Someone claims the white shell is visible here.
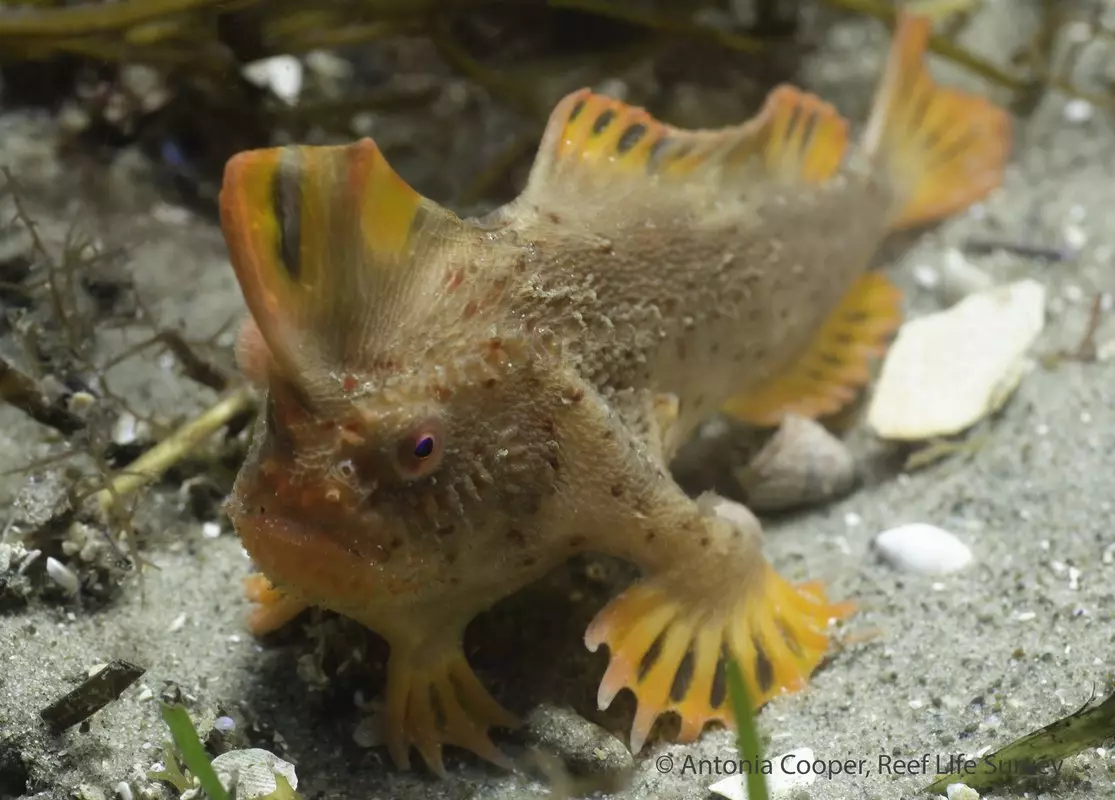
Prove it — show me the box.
[874,523,972,574]
[734,414,857,512]
[709,747,817,799]
[947,783,982,800]
[867,280,1046,440]
[45,556,79,594]
[210,748,298,799]
[242,56,304,105]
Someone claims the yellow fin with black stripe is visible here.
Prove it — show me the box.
[218,138,463,391]
[723,273,903,427]
[519,83,850,216]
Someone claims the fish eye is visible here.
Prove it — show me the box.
[413,434,435,460]
[394,419,445,479]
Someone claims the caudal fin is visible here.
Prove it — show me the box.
[861,12,1010,230]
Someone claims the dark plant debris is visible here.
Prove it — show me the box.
[924,684,1115,794]
[38,658,146,732]
[1041,292,1106,369]
[2,0,1111,216]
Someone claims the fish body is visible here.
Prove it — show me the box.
[219,12,1009,775]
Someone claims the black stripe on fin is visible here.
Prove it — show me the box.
[271,147,303,281]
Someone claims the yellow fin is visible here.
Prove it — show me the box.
[519,83,849,214]
[243,573,308,635]
[722,272,903,427]
[862,12,1011,230]
[382,645,518,775]
[585,564,854,753]
[219,139,459,389]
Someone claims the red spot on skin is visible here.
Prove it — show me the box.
[482,338,505,366]
[445,269,464,291]
[464,300,479,318]
[484,277,508,304]
[434,384,451,402]
[342,375,358,392]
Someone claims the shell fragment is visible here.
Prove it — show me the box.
[867,280,1046,440]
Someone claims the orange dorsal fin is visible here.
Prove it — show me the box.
[722,272,903,427]
[862,12,1011,230]
[517,85,849,218]
[219,139,465,392]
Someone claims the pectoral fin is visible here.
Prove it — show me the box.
[723,273,903,427]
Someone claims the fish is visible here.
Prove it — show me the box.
[217,11,1009,776]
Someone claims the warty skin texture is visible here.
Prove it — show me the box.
[219,10,1009,776]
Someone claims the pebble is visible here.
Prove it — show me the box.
[1062,98,1095,124]
[938,248,994,306]
[709,746,816,799]
[946,783,981,800]
[242,56,304,105]
[1063,224,1088,250]
[913,264,940,290]
[521,704,634,778]
[112,412,140,445]
[205,748,298,799]
[874,524,973,574]
[202,522,222,539]
[867,280,1046,440]
[45,556,80,594]
[733,414,858,512]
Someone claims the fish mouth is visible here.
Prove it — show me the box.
[229,504,384,608]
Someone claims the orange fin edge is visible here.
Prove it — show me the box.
[863,12,1011,230]
[524,82,850,199]
[722,272,904,427]
[585,564,854,753]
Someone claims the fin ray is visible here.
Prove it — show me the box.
[219,139,462,390]
[863,12,1011,230]
[587,561,854,753]
[519,84,850,221]
[722,272,903,427]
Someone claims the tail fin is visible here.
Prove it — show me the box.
[861,12,1010,231]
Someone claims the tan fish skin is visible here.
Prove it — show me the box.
[218,11,1009,776]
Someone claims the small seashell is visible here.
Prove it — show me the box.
[867,280,1046,440]
[112,412,140,445]
[710,747,817,800]
[67,391,97,415]
[46,556,80,594]
[938,248,994,306]
[913,264,940,290]
[733,414,857,512]
[242,56,304,106]
[1062,98,1094,124]
[874,523,972,574]
[209,749,298,799]
[947,783,981,800]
